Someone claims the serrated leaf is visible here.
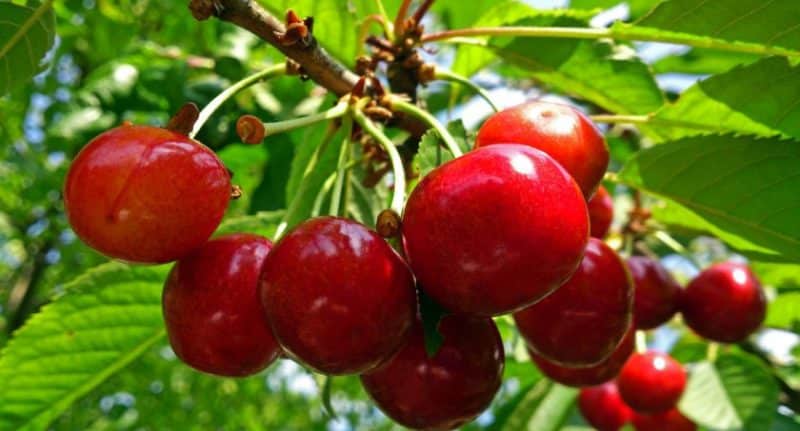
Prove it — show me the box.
[751,262,800,292]
[0,1,55,95]
[618,134,800,262]
[569,0,660,19]
[214,210,285,238]
[652,48,760,74]
[491,381,578,431]
[765,292,800,332]
[413,120,470,178]
[679,352,779,431]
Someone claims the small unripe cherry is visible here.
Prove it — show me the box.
[579,382,632,431]
[627,256,682,330]
[588,185,613,238]
[617,351,686,413]
[632,408,697,431]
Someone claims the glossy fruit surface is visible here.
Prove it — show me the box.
[163,234,279,377]
[632,409,697,431]
[618,351,686,413]
[403,144,589,316]
[64,124,231,263]
[627,256,682,330]
[681,262,766,343]
[361,315,504,431]
[579,382,632,431]
[530,325,634,387]
[514,238,633,366]
[260,217,416,375]
[588,185,613,238]
[475,100,609,198]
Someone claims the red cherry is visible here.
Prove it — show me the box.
[617,351,686,413]
[64,125,231,263]
[514,238,633,366]
[627,256,682,330]
[531,325,634,387]
[402,144,589,316]
[588,185,613,238]
[361,315,504,431]
[475,100,609,198]
[578,382,632,431]
[259,217,416,375]
[163,234,280,377]
[681,262,766,343]
[632,408,697,431]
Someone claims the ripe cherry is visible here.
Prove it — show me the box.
[360,315,504,431]
[530,325,634,387]
[475,100,609,198]
[64,124,231,263]
[632,409,697,431]
[681,262,766,343]
[588,185,613,238]
[259,217,416,375]
[163,233,280,377]
[514,238,633,366]
[402,144,589,316]
[627,256,682,330]
[617,351,686,413]
[578,382,632,431]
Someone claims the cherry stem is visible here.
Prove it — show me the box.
[411,0,435,24]
[590,114,651,124]
[707,342,720,362]
[329,116,354,216]
[433,68,499,112]
[190,63,287,139]
[262,102,349,137]
[653,230,687,255]
[389,97,463,158]
[393,0,413,38]
[635,330,647,354]
[353,109,407,215]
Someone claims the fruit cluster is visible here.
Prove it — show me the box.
[63,101,767,430]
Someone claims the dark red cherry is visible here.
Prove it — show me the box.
[681,261,766,343]
[259,217,416,375]
[361,315,504,431]
[588,185,613,238]
[514,238,633,366]
[402,144,589,316]
[618,351,686,413]
[64,124,231,263]
[475,100,609,198]
[163,234,280,377]
[531,325,633,387]
[627,256,682,330]
[579,382,632,431]
[632,409,697,431]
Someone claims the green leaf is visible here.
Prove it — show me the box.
[214,210,285,238]
[418,292,447,357]
[569,0,660,19]
[0,263,168,431]
[679,351,779,431]
[413,120,470,178]
[752,262,800,292]
[618,134,800,262]
[765,291,800,332]
[491,382,578,431]
[652,48,760,74]
[0,1,55,95]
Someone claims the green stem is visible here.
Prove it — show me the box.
[312,174,337,217]
[373,0,394,40]
[263,102,349,137]
[707,342,720,362]
[390,97,464,158]
[190,63,286,138]
[329,116,354,216]
[590,114,651,124]
[353,110,406,214]
[635,330,648,354]
[434,68,499,112]
[653,230,688,254]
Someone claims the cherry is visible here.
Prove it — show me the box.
[163,233,280,377]
[402,144,589,316]
[475,100,609,198]
[578,382,632,431]
[627,256,682,330]
[360,314,504,431]
[259,216,416,375]
[64,124,231,263]
[617,351,686,413]
[681,261,766,343]
[530,325,634,387]
[632,409,697,431]
[588,185,613,238]
[514,238,633,366]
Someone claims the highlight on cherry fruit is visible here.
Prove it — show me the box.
[2,1,798,430]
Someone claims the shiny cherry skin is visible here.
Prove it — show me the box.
[259,217,416,375]
[618,351,686,413]
[361,315,504,431]
[681,262,766,343]
[627,256,682,330]
[64,124,231,263]
[531,325,633,387]
[588,185,613,238]
[402,144,589,316]
[514,238,633,366]
[163,234,280,377]
[579,382,632,431]
[632,409,697,431]
[475,100,609,198]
